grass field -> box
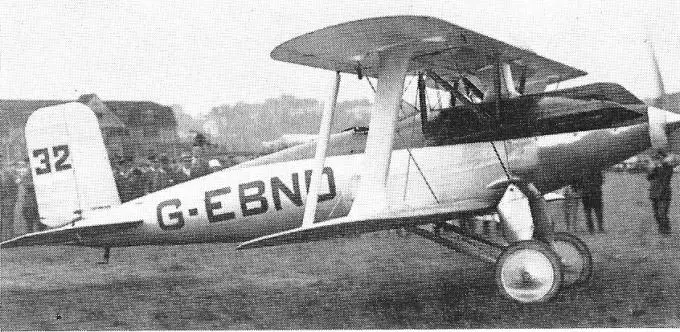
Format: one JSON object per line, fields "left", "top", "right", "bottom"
{"left": 1, "top": 172, "right": 679, "bottom": 329}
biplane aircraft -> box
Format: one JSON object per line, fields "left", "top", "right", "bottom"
{"left": 3, "top": 16, "right": 680, "bottom": 303}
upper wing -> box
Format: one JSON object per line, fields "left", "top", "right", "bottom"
{"left": 0, "top": 220, "right": 142, "bottom": 249}
{"left": 271, "top": 16, "right": 586, "bottom": 95}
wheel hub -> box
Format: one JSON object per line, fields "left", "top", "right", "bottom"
{"left": 497, "top": 243, "right": 561, "bottom": 303}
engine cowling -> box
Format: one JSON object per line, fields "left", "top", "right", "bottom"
{"left": 648, "top": 106, "right": 680, "bottom": 154}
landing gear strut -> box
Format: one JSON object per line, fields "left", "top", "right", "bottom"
{"left": 410, "top": 182, "right": 593, "bottom": 303}
{"left": 410, "top": 223, "right": 591, "bottom": 303}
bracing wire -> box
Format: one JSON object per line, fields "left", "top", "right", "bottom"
{"left": 403, "top": 76, "right": 415, "bottom": 94}
{"left": 503, "top": 140, "right": 510, "bottom": 170}
{"left": 439, "top": 62, "right": 512, "bottom": 181}
{"left": 490, "top": 141, "right": 510, "bottom": 180}
{"left": 396, "top": 127, "right": 440, "bottom": 204}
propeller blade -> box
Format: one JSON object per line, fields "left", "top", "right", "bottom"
{"left": 645, "top": 38, "right": 680, "bottom": 154}
{"left": 646, "top": 39, "right": 666, "bottom": 108}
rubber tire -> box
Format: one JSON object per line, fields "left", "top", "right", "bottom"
{"left": 552, "top": 232, "right": 593, "bottom": 288}
{"left": 495, "top": 240, "right": 563, "bottom": 303}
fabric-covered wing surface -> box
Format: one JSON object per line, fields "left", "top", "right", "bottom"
{"left": 271, "top": 16, "right": 586, "bottom": 95}
{"left": 0, "top": 220, "right": 142, "bottom": 248}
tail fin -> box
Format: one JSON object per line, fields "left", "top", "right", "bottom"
{"left": 25, "top": 102, "right": 121, "bottom": 228}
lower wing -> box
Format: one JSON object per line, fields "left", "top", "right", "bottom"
{"left": 0, "top": 220, "right": 142, "bottom": 249}
{"left": 237, "top": 201, "right": 492, "bottom": 250}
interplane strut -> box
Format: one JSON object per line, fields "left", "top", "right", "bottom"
{"left": 349, "top": 46, "right": 413, "bottom": 218}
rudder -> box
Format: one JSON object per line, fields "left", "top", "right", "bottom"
{"left": 25, "top": 102, "right": 120, "bottom": 228}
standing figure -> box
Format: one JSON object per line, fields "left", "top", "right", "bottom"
{"left": 647, "top": 150, "right": 674, "bottom": 236}
{"left": 190, "top": 146, "right": 210, "bottom": 179}
{"left": 1, "top": 166, "right": 19, "bottom": 239}
{"left": 114, "top": 158, "right": 132, "bottom": 202}
{"left": 575, "top": 172, "right": 605, "bottom": 234}
{"left": 127, "top": 167, "right": 148, "bottom": 201}
{"left": 143, "top": 156, "right": 157, "bottom": 194}
{"left": 15, "top": 162, "right": 42, "bottom": 233}
{"left": 152, "top": 155, "right": 175, "bottom": 191}
{"left": 562, "top": 185, "right": 580, "bottom": 232}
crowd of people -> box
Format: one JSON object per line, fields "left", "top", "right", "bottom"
{"left": 1, "top": 159, "right": 42, "bottom": 239}
{"left": 111, "top": 146, "right": 231, "bottom": 202}
{"left": 562, "top": 150, "right": 676, "bottom": 236}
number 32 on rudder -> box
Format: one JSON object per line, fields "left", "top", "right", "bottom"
{"left": 32, "top": 145, "right": 72, "bottom": 175}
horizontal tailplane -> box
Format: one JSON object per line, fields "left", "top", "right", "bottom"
{"left": 0, "top": 220, "right": 142, "bottom": 249}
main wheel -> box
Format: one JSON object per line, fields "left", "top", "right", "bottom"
{"left": 495, "top": 240, "right": 563, "bottom": 303}
{"left": 551, "top": 232, "right": 593, "bottom": 288}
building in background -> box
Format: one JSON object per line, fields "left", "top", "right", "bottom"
{"left": 0, "top": 94, "right": 179, "bottom": 166}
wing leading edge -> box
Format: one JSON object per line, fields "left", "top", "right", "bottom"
{"left": 271, "top": 16, "right": 586, "bottom": 95}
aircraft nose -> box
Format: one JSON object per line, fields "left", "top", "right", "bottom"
{"left": 648, "top": 106, "right": 680, "bottom": 151}
{"left": 661, "top": 108, "right": 680, "bottom": 154}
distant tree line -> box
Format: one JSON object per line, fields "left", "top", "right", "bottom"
{"left": 178, "top": 95, "right": 371, "bottom": 151}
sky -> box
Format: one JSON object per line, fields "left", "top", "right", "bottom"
{"left": 0, "top": 0, "right": 678, "bottom": 116}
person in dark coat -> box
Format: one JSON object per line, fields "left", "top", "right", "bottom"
{"left": 143, "top": 156, "right": 157, "bottom": 194}
{"left": 563, "top": 185, "right": 580, "bottom": 232}
{"left": 152, "top": 155, "right": 175, "bottom": 191}
{"left": 575, "top": 172, "right": 605, "bottom": 234}
{"left": 127, "top": 167, "right": 148, "bottom": 200}
{"left": 647, "top": 150, "right": 674, "bottom": 235}
{"left": 189, "top": 146, "right": 210, "bottom": 179}
{"left": 1, "top": 166, "right": 19, "bottom": 239}
{"left": 114, "top": 158, "right": 132, "bottom": 202}
{"left": 173, "top": 153, "right": 193, "bottom": 184}
{"left": 15, "top": 163, "right": 42, "bottom": 233}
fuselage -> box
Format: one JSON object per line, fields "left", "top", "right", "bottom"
{"left": 80, "top": 119, "right": 652, "bottom": 247}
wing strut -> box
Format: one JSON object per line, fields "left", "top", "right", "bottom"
{"left": 301, "top": 71, "right": 341, "bottom": 227}
{"left": 349, "top": 46, "right": 413, "bottom": 218}
{"left": 417, "top": 72, "right": 428, "bottom": 128}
